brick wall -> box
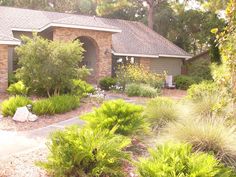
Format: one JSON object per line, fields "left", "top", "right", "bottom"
{"left": 53, "top": 28, "right": 112, "bottom": 82}
{"left": 0, "top": 45, "right": 8, "bottom": 92}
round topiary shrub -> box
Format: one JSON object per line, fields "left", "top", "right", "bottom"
{"left": 99, "top": 77, "right": 117, "bottom": 90}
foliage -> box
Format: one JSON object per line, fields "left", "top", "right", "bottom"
{"left": 116, "top": 64, "right": 164, "bottom": 90}
{"left": 187, "top": 81, "right": 219, "bottom": 101}
{"left": 143, "top": 97, "right": 179, "bottom": 130}
{"left": 32, "top": 95, "right": 80, "bottom": 116}
{"left": 81, "top": 99, "right": 148, "bottom": 136}
{"left": 8, "top": 72, "right": 18, "bottom": 85}
{"left": 136, "top": 142, "right": 235, "bottom": 177}
{"left": 1, "top": 96, "right": 32, "bottom": 117}
{"left": 166, "top": 116, "right": 236, "bottom": 168}
{"left": 188, "top": 59, "right": 213, "bottom": 82}
{"left": 125, "top": 83, "right": 159, "bottom": 98}
{"left": 174, "top": 75, "right": 195, "bottom": 90}
{"left": 16, "top": 34, "right": 85, "bottom": 97}
{"left": 38, "top": 126, "right": 131, "bottom": 177}
{"left": 99, "top": 77, "right": 117, "bottom": 91}
{"left": 7, "top": 81, "right": 29, "bottom": 96}
{"left": 71, "top": 79, "right": 95, "bottom": 97}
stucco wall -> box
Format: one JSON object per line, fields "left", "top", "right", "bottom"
{"left": 0, "top": 45, "right": 8, "bottom": 92}
{"left": 53, "top": 27, "right": 113, "bottom": 82}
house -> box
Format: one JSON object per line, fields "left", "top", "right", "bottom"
{"left": 0, "top": 6, "right": 191, "bottom": 92}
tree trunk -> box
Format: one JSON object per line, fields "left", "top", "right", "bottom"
{"left": 147, "top": 0, "right": 154, "bottom": 29}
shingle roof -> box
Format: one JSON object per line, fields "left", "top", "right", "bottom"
{"left": 0, "top": 6, "right": 191, "bottom": 58}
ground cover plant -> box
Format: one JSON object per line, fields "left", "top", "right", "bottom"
{"left": 1, "top": 96, "right": 32, "bottom": 117}
{"left": 136, "top": 143, "right": 235, "bottom": 177}
{"left": 143, "top": 97, "right": 179, "bottom": 130}
{"left": 125, "top": 83, "right": 159, "bottom": 98}
{"left": 166, "top": 116, "right": 236, "bottom": 168}
{"left": 81, "top": 99, "right": 149, "bottom": 136}
{"left": 7, "top": 81, "right": 29, "bottom": 96}
{"left": 38, "top": 126, "right": 131, "bottom": 177}
{"left": 32, "top": 95, "right": 80, "bottom": 116}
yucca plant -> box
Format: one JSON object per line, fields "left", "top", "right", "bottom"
{"left": 81, "top": 99, "right": 149, "bottom": 136}
{"left": 136, "top": 143, "right": 235, "bottom": 177}
{"left": 166, "top": 117, "right": 236, "bottom": 168}
{"left": 143, "top": 97, "right": 179, "bottom": 130}
{"left": 38, "top": 126, "right": 131, "bottom": 177}
{"left": 0, "top": 96, "right": 32, "bottom": 117}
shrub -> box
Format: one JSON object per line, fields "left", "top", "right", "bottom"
{"left": 125, "top": 83, "right": 159, "bottom": 98}
{"left": 32, "top": 95, "right": 80, "bottom": 116}
{"left": 7, "top": 81, "right": 29, "bottom": 96}
{"left": 116, "top": 64, "right": 164, "bottom": 90}
{"left": 188, "top": 60, "right": 213, "bottom": 82}
{"left": 99, "top": 77, "right": 117, "bottom": 90}
{"left": 38, "top": 126, "right": 130, "bottom": 177}
{"left": 136, "top": 143, "right": 235, "bottom": 177}
{"left": 81, "top": 99, "right": 149, "bottom": 136}
{"left": 187, "top": 81, "right": 218, "bottom": 101}
{"left": 16, "top": 34, "right": 85, "bottom": 97}
{"left": 174, "top": 75, "right": 195, "bottom": 90}
{"left": 143, "top": 97, "right": 179, "bottom": 129}
{"left": 1, "top": 96, "right": 32, "bottom": 117}
{"left": 71, "top": 79, "right": 95, "bottom": 97}
{"left": 8, "top": 72, "right": 18, "bottom": 85}
{"left": 166, "top": 117, "right": 236, "bottom": 168}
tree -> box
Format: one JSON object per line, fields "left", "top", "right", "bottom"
{"left": 16, "top": 34, "right": 85, "bottom": 96}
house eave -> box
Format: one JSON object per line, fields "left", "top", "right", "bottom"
{"left": 12, "top": 23, "right": 122, "bottom": 33}
{"left": 0, "top": 40, "right": 21, "bottom": 45}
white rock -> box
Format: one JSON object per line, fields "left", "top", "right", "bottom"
{"left": 12, "top": 106, "right": 30, "bottom": 122}
{"left": 28, "top": 113, "right": 38, "bottom": 122}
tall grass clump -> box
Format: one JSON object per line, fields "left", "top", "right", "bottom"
{"left": 33, "top": 95, "right": 80, "bottom": 116}
{"left": 81, "top": 99, "right": 149, "bottom": 136}
{"left": 143, "top": 97, "right": 179, "bottom": 130}
{"left": 38, "top": 126, "right": 131, "bottom": 177}
{"left": 166, "top": 117, "right": 236, "bottom": 168}
{"left": 136, "top": 143, "right": 235, "bottom": 177}
{"left": 1, "top": 96, "right": 32, "bottom": 117}
{"left": 125, "top": 83, "right": 159, "bottom": 98}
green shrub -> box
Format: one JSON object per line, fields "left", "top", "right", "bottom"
{"left": 99, "top": 77, "right": 116, "bottom": 90}
{"left": 125, "top": 83, "right": 159, "bottom": 98}
{"left": 81, "top": 99, "right": 149, "bottom": 136}
{"left": 33, "top": 95, "right": 80, "bottom": 116}
{"left": 166, "top": 117, "right": 236, "bottom": 168}
{"left": 187, "top": 81, "right": 218, "bottom": 101}
{"left": 1, "top": 96, "right": 32, "bottom": 117}
{"left": 144, "top": 97, "right": 179, "bottom": 129}
{"left": 8, "top": 72, "right": 18, "bottom": 85}
{"left": 174, "top": 75, "right": 195, "bottom": 90}
{"left": 7, "top": 81, "right": 29, "bottom": 96}
{"left": 136, "top": 143, "right": 235, "bottom": 177}
{"left": 38, "top": 126, "right": 130, "bottom": 177}
{"left": 16, "top": 34, "right": 85, "bottom": 97}
{"left": 71, "top": 79, "right": 95, "bottom": 97}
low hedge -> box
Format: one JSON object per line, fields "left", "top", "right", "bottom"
{"left": 174, "top": 75, "right": 195, "bottom": 90}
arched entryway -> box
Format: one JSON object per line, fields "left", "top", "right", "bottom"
{"left": 76, "top": 36, "right": 98, "bottom": 83}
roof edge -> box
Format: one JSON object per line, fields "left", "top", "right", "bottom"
{"left": 12, "top": 23, "right": 122, "bottom": 33}
{"left": 0, "top": 40, "right": 21, "bottom": 45}
{"left": 112, "top": 51, "right": 192, "bottom": 59}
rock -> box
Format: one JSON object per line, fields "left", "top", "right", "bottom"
{"left": 13, "top": 107, "right": 30, "bottom": 122}
{"left": 27, "top": 113, "right": 38, "bottom": 122}
{"left": 0, "top": 114, "right": 3, "bottom": 119}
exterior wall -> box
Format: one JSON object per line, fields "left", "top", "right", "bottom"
{"left": 138, "top": 57, "right": 183, "bottom": 76}
{"left": 0, "top": 45, "right": 9, "bottom": 92}
{"left": 53, "top": 27, "right": 113, "bottom": 82}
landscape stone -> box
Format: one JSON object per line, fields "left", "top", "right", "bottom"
{"left": 12, "top": 107, "right": 30, "bottom": 122}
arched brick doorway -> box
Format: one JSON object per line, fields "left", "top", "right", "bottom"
{"left": 76, "top": 36, "right": 99, "bottom": 83}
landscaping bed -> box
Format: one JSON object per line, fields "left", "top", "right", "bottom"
{"left": 0, "top": 98, "right": 100, "bottom": 131}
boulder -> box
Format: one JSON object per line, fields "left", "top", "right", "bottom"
{"left": 12, "top": 106, "right": 38, "bottom": 122}
{"left": 12, "top": 106, "right": 30, "bottom": 122}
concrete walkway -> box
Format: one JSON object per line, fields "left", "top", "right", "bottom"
{"left": 0, "top": 117, "right": 84, "bottom": 160}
